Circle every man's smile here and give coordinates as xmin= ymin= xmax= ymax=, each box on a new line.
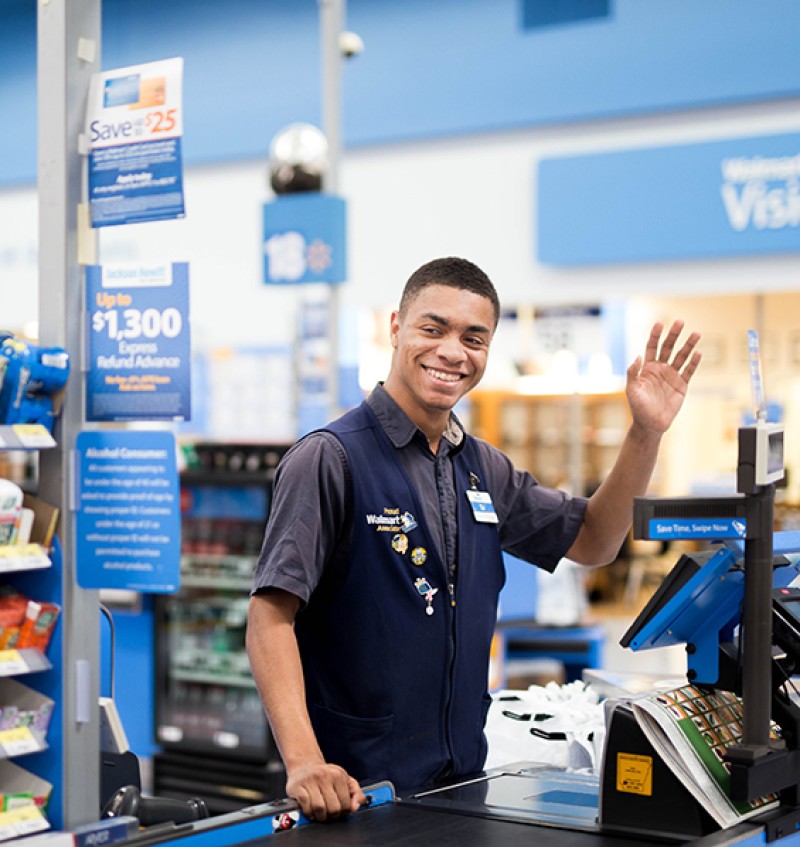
xmin=423 ymin=366 xmax=464 ymax=383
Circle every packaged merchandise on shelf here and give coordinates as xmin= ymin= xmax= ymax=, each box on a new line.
xmin=0 ymin=481 xmax=23 ymax=546
xmin=0 ymin=335 xmax=69 ymax=434
xmin=15 ymin=602 xmax=60 ymax=651
xmin=0 ymin=678 xmax=55 ymax=735
xmin=0 ymin=588 xmax=59 ymax=652
xmin=0 ymin=587 xmax=28 ymax=631
xmin=0 ymin=492 xmax=59 ymax=573
xmin=0 ymin=760 xmax=52 ymax=811
xmin=20 ymin=494 xmax=59 ymax=550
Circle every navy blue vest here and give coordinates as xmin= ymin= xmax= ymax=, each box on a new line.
xmin=294 ymin=401 xmax=506 ymax=792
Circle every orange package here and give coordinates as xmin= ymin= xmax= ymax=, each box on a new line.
xmin=17 ymin=602 xmax=61 ymax=651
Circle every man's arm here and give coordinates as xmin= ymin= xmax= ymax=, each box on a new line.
xmin=246 ymin=590 xmax=366 ymax=820
xmin=567 ymin=320 xmax=701 ymax=566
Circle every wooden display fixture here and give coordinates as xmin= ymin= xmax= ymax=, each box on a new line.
xmin=469 ymin=389 xmax=629 ymax=496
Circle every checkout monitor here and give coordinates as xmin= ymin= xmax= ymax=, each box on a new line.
xmin=619 ymin=548 xmax=719 ymax=650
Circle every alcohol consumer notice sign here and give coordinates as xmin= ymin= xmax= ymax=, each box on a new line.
xmin=76 ymin=430 xmax=180 ymax=592
xmin=86 ymin=57 xmax=185 ymax=227
xmin=86 ymin=263 xmax=191 ymax=422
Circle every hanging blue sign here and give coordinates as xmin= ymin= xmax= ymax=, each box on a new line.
xmin=86 ymin=262 xmax=191 ymax=422
xmin=537 ymin=131 xmax=800 ymax=266
xmin=76 ymin=430 xmax=180 ymax=592
xmin=263 ymin=194 xmax=347 ymax=284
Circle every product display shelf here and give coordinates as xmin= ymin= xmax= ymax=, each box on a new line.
xmin=470 ymin=389 xmax=629 ymax=496
xmin=178 ymin=557 xmax=253 ymax=592
xmin=154 ymin=443 xmax=289 ymax=813
xmin=0 ymin=436 xmax=57 ymax=840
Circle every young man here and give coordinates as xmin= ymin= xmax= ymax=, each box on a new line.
xmin=246 ymin=257 xmax=701 ymax=821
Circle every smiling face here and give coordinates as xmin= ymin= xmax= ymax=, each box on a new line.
xmin=383 ymin=284 xmax=495 ymax=434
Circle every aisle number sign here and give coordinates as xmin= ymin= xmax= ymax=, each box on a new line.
xmin=76 ymin=430 xmax=180 ymax=592
xmin=263 ymin=194 xmax=347 ymax=284
xmin=86 ymin=57 xmax=185 ymax=227
xmin=86 ymin=263 xmax=191 ymax=422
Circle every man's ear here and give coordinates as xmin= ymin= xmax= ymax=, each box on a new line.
xmin=389 ymin=310 xmax=400 ymax=348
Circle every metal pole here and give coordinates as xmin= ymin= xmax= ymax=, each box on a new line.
xmin=741 ymin=487 xmax=776 ymax=750
xmin=38 ymin=0 xmax=101 ymax=827
xmin=319 ymin=0 xmax=343 ymax=420
xmin=319 ymin=0 xmax=343 ymax=197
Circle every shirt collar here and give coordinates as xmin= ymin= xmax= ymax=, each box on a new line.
xmin=366 ymin=384 xmax=465 ymax=451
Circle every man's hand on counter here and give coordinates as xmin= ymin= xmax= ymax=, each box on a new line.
xmin=286 ymin=761 xmax=368 ymax=821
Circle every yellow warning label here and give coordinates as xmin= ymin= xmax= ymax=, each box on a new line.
xmin=616 ymin=752 xmax=653 ymax=796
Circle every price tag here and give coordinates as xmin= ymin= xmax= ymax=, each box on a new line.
xmin=10 ymin=425 xmax=55 ymax=449
xmin=0 ymin=804 xmax=49 ymax=837
xmin=0 ymin=650 xmax=27 ymax=675
xmin=0 ymin=544 xmax=50 ymax=572
xmin=0 ymin=726 xmax=40 ymax=756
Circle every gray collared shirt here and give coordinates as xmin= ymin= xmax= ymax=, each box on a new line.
xmin=253 ymin=385 xmax=588 ymax=603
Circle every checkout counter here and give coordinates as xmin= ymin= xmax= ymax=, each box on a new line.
xmin=83 ymin=756 xmax=800 ymax=847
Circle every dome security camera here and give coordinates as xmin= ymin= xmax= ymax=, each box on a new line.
xmin=339 ymin=31 xmax=364 ymax=58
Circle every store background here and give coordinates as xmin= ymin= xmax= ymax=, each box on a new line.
xmin=2 ymin=0 xmax=800 ymax=796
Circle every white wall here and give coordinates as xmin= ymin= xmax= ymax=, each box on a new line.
xmin=0 ymin=187 xmax=38 ymax=331
xmin=3 ymin=96 xmax=800 ymax=347
xmin=342 ymin=97 xmax=800 ymax=313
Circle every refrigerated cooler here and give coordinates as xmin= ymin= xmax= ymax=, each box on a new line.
xmin=152 ymin=442 xmax=289 ymax=814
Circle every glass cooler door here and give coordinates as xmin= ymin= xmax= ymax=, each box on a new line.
xmin=155 ymin=470 xmax=275 ymax=762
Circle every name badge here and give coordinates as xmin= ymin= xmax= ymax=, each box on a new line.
xmin=466 ymin=489 xmax=499 ymax=524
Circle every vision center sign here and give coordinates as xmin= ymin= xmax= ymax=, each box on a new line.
xmin=537 ymin=132 xmax=800 ymax=266
xmin=721 ymin=153 xmax=800 ymax=232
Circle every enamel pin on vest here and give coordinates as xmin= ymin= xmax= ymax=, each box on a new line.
xmin=414 ymin=576 xmax=438 ymax=615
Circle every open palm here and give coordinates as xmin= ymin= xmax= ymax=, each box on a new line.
xmin=626 ymin=321 xmax=701 ymax=435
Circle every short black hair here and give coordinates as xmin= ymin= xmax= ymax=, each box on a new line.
xmin=399 ymin=257 xmax=500 ymax=327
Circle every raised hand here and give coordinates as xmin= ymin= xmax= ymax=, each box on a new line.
xmin=626 ymin=320 xmax=701 ymax=435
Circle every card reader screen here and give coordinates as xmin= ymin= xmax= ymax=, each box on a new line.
xmin=768 ymin=430 xmax=784 ymax=477
xmin=777 ymin=595 xmax=800 ymax=628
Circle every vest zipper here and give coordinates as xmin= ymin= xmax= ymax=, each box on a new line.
xmin=442 ymin=561 xmax=458 ymax=775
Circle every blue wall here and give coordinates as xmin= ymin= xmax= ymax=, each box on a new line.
xmin=3 ymin=0 xmax=800 ymax=186
xmin=100 ymin=599 xmax=159 ymax=760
